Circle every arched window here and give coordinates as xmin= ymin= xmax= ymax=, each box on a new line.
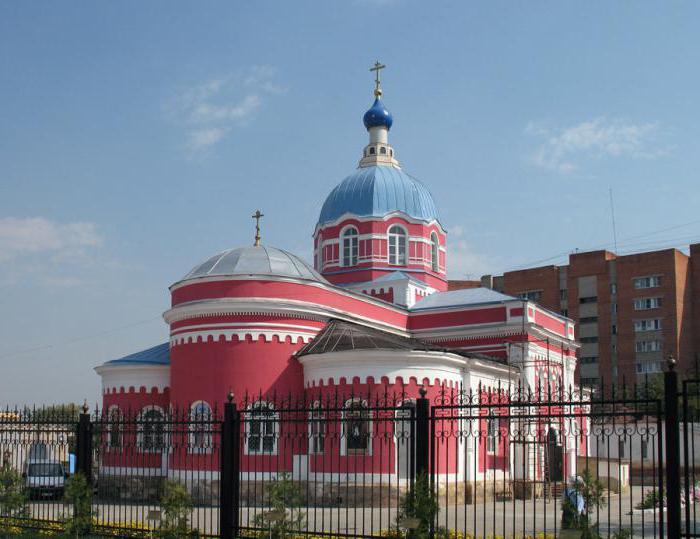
xmin=138 ymin=406 xmax=165 ymax=452
xmin=431 ymin=232 xmax=439 ymax=272
xmin=317 ymin=237 xmax=323 ymax=270
xmin=388 ymin=225 xmax=407 ymax=266
xmin=369 ymin=147 xmax=376 ymax=155
xmin=189 ymin=401 xmax=212 ymax=453
xmin=380 ymin=146 xmax=387 ymax=154
xmin=486 ymin=408 xmax=499 ymax=455
xmin=309 ymin=401 xmax=325 ymax=455
xmin=343 ymin=399 xmax=372 ymax=456
xmin=246 ymin=401 xmax=278 ymax=455
xmin=341 ymin=227 xmax=358 ymax=267
xmin=107 ymin=406 xmax=122 ymax=449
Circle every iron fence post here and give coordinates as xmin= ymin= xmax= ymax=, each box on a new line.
xmin=415 ymin=387 xmax=429 ymax=478
xmin=76 ymin=402 xmax=93 ymax=485
xmin=664 ymin=357 xmax=681 ymax=538
xmin=220 ymin=393 xmax=240 ymax=539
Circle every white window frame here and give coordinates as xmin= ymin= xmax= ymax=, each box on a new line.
xmin=388 ymin=225 xmax=407 ymax=266
xmin=634 ymin=297 xmax=662 ymax=310
xmin=636 ymin=340 xmax=663 ymax=353
xmin=189 ymin=401 xmax=213 ymax=454
xmin=634 ymin=318 xmax=662 ymax=332
xmin=107 ymin=405 xmax=123 ymax=450
xmin=430 ymin=232 xmax=439 ymax=272
xmin=316 ymin=237 xmax=323 ymax=270
xmin=137 ymin=405 xmax=166 ymax=453
xmin=486 ymin=408 xmax=499 ymax=455
xmin=341 ymin=227 xmax=359 ymax=267
xmin=634 ymin=275 xmax=662 ymax=289
xmin=341 ymin=398 xmax=372 ymax=456
xmin=245 ymin=401 xmax=278 ymax=455
xmin=309 ymin=401 xmax=326 ymax=455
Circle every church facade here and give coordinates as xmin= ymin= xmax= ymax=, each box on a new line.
xmin=95 ymin=70 xmax=582 ymax=487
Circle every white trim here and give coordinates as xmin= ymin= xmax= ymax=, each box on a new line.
xmin=188 ymin=401 xmax=213 ymax=454
xmin=137 ymin=405 xmax=166 ymax=453
xmin=106 ymin=405 xmax=123 ymax=449
xmin=300 ymin=349 xmax=467 ymax=388
xmin=170 ymin=329 xmax=317 ymax=347
xmin=99 ymin=466 xmax=166 ymax=477
xmin=244 ymin=401 xmax=279 ymax=456
xmin=341 ymin=398 xmax=373 ymax=457
xmin=164 ymin=297 xmax=408 ymax=336
xmin=313 ymin=211 xmax=446 ymax=235
xmin=170 ymin=321 xmax=323 ymax=334
xmin=340 ymin=225 xmax=359 ymax=268
xmin=94 ymin=364 xmax=169 ymax=394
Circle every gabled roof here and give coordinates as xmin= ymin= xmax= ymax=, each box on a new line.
xmin=338 ymin=270 xmax=426 ymax=289
xmin=103 ymin=343 xmax=170 ymax=366
xmin=370 ymin=271 xmax=424 ymax=285
xmin=296 ymin=320 xmax=443 ymax=357
xmin=410 ymin=287 xmax=517 ymax=311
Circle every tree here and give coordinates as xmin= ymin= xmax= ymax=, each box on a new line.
xmin=0 ymin=461 xmax=28 ymax=533
xmin=63 ymin=472 xmax=92 ymax=537
xmin=159 ymin=480 xmax=197 ymax=538
xmin=395 ymin=473 xmax=440 ymax=539
xmin=253 ymin=473 xmax=306 ymax=538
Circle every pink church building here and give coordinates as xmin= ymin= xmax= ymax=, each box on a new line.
xmin=95 ymin=74 xmax=583 ymax=490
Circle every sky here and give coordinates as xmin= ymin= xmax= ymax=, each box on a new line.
xmin=1 ymin=1 xmax=699 ymax=405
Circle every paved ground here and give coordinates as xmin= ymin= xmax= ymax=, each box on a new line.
xmin=24 ymin=487 xmax=700 ymax=537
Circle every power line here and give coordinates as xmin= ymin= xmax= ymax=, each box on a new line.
xmin=505 ymin=217 xmax=700 ymax=272
xmin=0 ymin=316 xmax=163 ymax=360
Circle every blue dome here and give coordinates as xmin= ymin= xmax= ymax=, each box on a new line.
xmin=363 ymin=98 xmax=393 ymax=130
xmin=318 ymin=166 xmax=440 ymax=225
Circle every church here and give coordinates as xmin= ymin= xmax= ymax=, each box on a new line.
xmin=95 ymin=65 xmax=582 ymax=486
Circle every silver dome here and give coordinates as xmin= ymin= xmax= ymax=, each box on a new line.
xmin=180 ymin=245 xmax=326 ymax=283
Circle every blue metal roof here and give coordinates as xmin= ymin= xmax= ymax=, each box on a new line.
xmin=104 ymin=343 xmax=170 ymax=366
xmin=318 ymin=166 xmax=440 ymax=226
xmin=410 ymin=288 xmax=517 ymax=311
xmin=363 ymin=97 xmax=393 ymax=130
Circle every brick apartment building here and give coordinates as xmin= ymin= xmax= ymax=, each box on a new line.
xmin=475 ymin=245 xmax=700 ymax=388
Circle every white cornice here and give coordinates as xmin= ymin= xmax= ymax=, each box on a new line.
xmin=169 ymin=273 xmax=408 ymax=315
xmin=163 ymin=297 xmax=409 ymax=337
xmin=170 ymin=328 xmax=317 ymax=346
xmin=313 ymin=211 xmax=446 ymax=235
xmin=94 ymin=364 xmax=170 ymax=394
xmin=299 ymin=349 xmax=466 ymax=387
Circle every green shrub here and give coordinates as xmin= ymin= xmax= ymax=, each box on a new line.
xmin=0 ymin=463 xmax=28 ymax=528
xmin=394 ymin=473 xmax=440 ymax=539
xmin=63 ymin=473 xmax=92 ymax=537
xmin=253 ymin=473 xmax=306 ymax=538
xmin=159 ymin=480 xmax=198 ymax=538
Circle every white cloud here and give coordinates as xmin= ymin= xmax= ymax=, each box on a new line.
xmin=167 ymin=66 xmax=286 ymax=156
xmin=186 ymin=127 xmax=231 ymax=152
xmin=446 ymin=226 xmax=495 ymax=280
xmin=0 ymin=217 xmax=102 ymax=262
xmin=526 ymin=117 xmax=662 ymax=173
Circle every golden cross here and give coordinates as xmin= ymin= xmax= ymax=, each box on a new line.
xmin=369 ymin=61 xmax=386 ymax=97
xmin=252 ymin=209 xmax=264 ymax=246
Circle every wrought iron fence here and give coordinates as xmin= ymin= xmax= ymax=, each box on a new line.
xmin=0 ymin=367 xmax=696 ymax=538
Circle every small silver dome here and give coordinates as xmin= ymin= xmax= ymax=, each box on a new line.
xmin=180 ymin=245 xmax=326 ymax=283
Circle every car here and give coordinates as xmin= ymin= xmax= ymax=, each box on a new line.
xmin=23 ymin=460 xmax=68 ymax=500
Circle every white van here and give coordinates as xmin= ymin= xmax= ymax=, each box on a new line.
xmin=24 ymin=460 xmax=68 ymax=499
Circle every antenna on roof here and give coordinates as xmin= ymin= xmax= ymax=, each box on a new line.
xmin=609 ymin=188 xmax=618 ymax=253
